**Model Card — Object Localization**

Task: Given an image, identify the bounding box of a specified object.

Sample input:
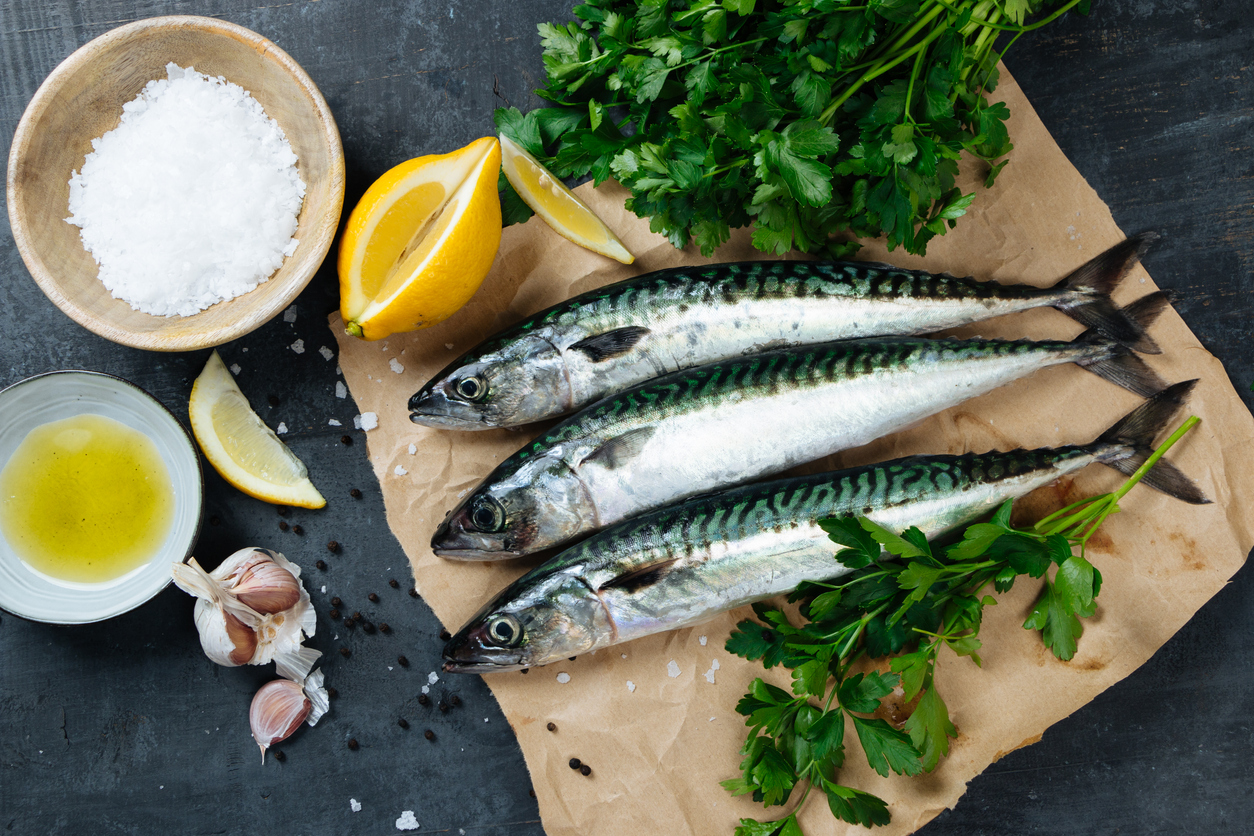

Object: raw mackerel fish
[442,381,1207,673]
[411,235,1159,430]
[432,297,1167,560]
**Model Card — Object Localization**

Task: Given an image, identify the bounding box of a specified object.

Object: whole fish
[441,381,1207,673]
[411,235,1159,430]
[432,299,1167,560]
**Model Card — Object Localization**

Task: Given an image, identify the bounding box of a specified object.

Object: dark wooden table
[1,2,1250,834]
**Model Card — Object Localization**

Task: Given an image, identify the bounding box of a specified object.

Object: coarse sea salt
[66,64,306,317]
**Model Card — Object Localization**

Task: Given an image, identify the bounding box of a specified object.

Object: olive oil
[0,413,174,583]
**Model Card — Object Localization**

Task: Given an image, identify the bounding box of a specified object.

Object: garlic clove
[224,611,258,665]
[250,679,310,763]
[230,551,301,614]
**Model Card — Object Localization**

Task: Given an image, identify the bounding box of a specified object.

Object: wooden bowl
[6,16,345,351]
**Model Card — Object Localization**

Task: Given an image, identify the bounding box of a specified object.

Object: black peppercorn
[417,693,428,705]
[379,623,391,634]
[438,701,448,713]
[547,722,556,732]
[352,611,362,621]
[388,578,400,588]
[361,621,376,634]
[292,525,304,536]
[276,505,289,516]
[341,435,352,445]
[209,515,221,527]
[368,592,379,603]
[568,657,576,662]
[347,738,359,751]
[331,596,342,607]
[568,758,581,770]
[450,695,461,707]
[329,608,340,620]
[343,618,354,629]
[521,668,529,674]
[398,718,409,729]
[278,520,289,531]
[397,655,409,667]
[315,560,327,571]
[580,765,591,777]
[327,541,339,553]
[327,687,338,699]
[273,749,285,762]
[408,588,419,598]
[339,647,351,658]
[529,789,536,798]
[268,395,280,407]
[439,630,451,641]
[424,729,435,741]
[350,488,361,498]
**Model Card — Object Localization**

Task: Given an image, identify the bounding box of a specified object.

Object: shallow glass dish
[0,371,202,623]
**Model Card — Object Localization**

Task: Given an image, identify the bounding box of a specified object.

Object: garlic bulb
[250,669,329,763]
[171,548,319,681]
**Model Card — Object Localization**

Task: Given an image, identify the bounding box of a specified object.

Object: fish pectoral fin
[582,426,656,470]
[598,557,681,594]
[569,326,651,362]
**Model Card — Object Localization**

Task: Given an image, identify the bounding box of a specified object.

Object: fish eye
[485,614,522,647]
[455,376,486,401]
[468,496,504,532]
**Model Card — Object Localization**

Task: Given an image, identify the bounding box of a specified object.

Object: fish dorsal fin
[599,557,681,594]
[582,426,656,470]
[569,326,651,362]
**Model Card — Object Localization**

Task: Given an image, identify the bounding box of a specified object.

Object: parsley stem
[822,19,952,124]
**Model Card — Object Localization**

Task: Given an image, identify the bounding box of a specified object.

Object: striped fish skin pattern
[440,445,1104,673]
[409,247,1145,430]
[430,333,1149,560]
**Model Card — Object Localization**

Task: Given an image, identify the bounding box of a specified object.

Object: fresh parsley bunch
[723,416,1199,834]
[498,0,1089,258]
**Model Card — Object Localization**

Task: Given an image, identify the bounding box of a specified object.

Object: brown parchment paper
[331,69,1254,836]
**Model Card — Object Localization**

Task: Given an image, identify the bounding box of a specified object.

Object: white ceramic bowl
[0,371,202,623]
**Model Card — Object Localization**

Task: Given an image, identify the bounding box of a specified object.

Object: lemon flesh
[189,351,326,508]
[499,134,633,265]
[338,137,502,340]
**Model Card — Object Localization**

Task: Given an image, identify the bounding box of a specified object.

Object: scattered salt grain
[421,685,430,695]
[408,444,417,455]
[395,810,420,831]
[389,358,405,374]
[699,635,707,646]
[283,305,298,323]
[319,345,334,361]
[329,418,342,427]
[66,64,305,316]
[276,422,287,435]
[360,412,379,431]
[427,671,439,685]
[290,339,305,354]
[229,363,241,376]
[704,659,720,684]
[445,343,454,350]
[394,465,408,476]
[484,718,489,723]
[626,680,636,692]
[350,799,362,813]
[556,672,571,684]
[667,660,681,678]
[336,382,347,399]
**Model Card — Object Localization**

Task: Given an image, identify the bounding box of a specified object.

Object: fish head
[441,568,604,672]
[408,335,571,429]
[430,455,596,558]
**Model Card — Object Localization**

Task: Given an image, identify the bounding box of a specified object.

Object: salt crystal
[395,810,420,831]
[699,635,707,646]
[556,672,571,684]
[394,465,408,476]
[229,363,241,376]
[626,680,636,692]
[277,422,287,435]
[328,418,342,427]
[445,343,454,350]
[427,671,439,685]
[336,382,347,399]
[389,358,405,374]
[360,412,379,431]
[421,685,429,695]
[408,444,417,455]
[704,659,720,684]
[319,346,334,361]
[283,305,297,323]
[350,799,362,813]
[290,339,305,354]
[66,64,305,316]
[353,415,361,429]
[667,660,681,678]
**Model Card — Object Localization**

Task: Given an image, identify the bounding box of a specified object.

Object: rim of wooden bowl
[5,15,346,352]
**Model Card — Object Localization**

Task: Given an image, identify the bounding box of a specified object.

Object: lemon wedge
[338,137,502,341]
[189,351,326,509]
[499,134,634,264]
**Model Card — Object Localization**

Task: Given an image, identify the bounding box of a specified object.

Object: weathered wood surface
[0,2,1249,834]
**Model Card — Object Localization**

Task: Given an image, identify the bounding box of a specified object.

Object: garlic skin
[171,548,319,680]
[250,669,329,763]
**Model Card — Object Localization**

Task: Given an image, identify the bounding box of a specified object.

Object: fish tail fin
[1093,379,1211,504]
[1054,232,1161,353]
[1072,292,1169,397]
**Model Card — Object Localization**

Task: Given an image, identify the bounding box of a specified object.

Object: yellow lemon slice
[499,134,634,264]
[189,351,326,509]
[338,137,502,341]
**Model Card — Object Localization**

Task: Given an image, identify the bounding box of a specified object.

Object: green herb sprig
[722,416,1199,834]
[499,0,1089,258]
